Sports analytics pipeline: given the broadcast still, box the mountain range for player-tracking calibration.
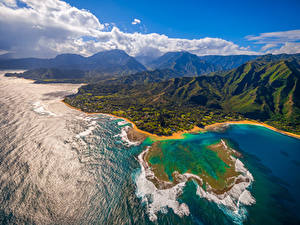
[4,49,300,83]
[2,49,300,134]
[146,51,219,75]
[64,54,300,134]
[1,49,146,79]
[0,50,265,81]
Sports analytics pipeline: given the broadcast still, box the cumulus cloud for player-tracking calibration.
[0,0,105,57]
[132,18,141,25]
[0,0,259,58]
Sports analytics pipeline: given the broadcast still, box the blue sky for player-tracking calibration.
[0,0,299,58]
[67,0,300,46]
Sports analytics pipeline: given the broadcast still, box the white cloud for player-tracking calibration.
[132,18,141,25]
[246,30,300,44]
[0,49,9,55]
[0,0,259,58]
[260,43,278,51]
[266,42,300,54]
[0,0,105,57]
[2,0,17,7]
[246,30,300,54]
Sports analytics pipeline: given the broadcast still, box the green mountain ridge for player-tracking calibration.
[148,51,221,75]
[6,51,300,84]
[65,57,300,135]
[222,59,300,130]
[198,54,259,70]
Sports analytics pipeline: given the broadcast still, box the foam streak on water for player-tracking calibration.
[0,72,99,223]
[195,157,255,224]
[135,140,255,224]
[1,72,298,225]
[135,147,190,221]
[0,72,141,224]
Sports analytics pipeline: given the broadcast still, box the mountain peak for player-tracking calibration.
[149,51,214,75]
[90,49,129,58]
[54,53,84,60]
[161,51,198,59]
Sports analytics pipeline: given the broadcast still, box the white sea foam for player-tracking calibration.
[135,140,256,223]
[221,139,228,149]
[195,158,255,224]
[135,148,190,221]
[33,101,56,116]
[121,126,140,146]
[114,120,140,146]
[117,120,130,126]
[76,120,98,138]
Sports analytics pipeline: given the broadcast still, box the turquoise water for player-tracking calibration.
[217,124,300,205]
[213,125,300,225]
[148,135,229,182]
[31,118,298,225]
[131,124,300,225]
[86,119,299,225]
[2,110,299,224]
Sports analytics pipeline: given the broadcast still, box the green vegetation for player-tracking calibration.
[65,57,300,136]
[222,59,300,134]
[63,76,245,136]
[148,51,218,76]
[6,51,298,136]
[64,93,243,136]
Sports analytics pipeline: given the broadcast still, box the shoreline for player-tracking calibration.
[62,101,300,140]
[137,140,255,222]
[205,120,300,139]
[62,100,204,140]
[3,72,300,140]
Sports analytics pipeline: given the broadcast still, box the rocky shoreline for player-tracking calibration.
[138,139,256,221]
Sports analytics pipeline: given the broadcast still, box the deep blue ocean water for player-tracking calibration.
[1,110,299,224]
[212,125,300,225]
[91,118,300,225]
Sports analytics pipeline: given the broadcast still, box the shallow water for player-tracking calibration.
[0,73,299,225]
[148,136,228,181]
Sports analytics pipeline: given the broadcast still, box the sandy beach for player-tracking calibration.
[62,101,206,140]
[62,100,300,140]
[205,120,300,139]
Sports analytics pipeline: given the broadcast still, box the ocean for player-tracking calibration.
[0,73,299,225]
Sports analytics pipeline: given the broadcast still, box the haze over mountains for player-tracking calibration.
[4,48,300,80]
[1,49,250,75]
[2,48,300,133]
[1,49,262,81]
[60,51,300,134]
[1,49,146,79]
[147,51,219,75]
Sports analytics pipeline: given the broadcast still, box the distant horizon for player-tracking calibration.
[1,1,300,225]
[0,0,300,58]
[3,48,300,61]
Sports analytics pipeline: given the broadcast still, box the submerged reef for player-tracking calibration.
[140,137,255,219]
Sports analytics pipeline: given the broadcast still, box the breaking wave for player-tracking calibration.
[134,147,190,221]
[33,101,56,116]
[134,139,255,224]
